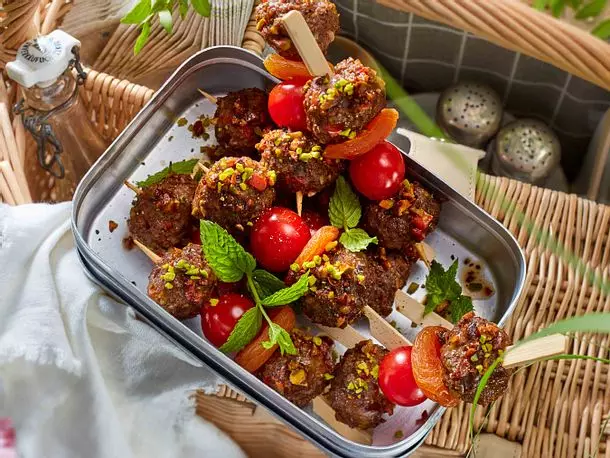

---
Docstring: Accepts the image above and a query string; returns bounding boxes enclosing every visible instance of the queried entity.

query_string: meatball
[290,246,368,328]
[304,58,386,144]
[257,129,343,195]
[128,173,197,255]
[258,330,335,407]
[363,180,441,258]
[192,157,276,232]
[439,312,513,406]
[365,249,412,317]
[148,243,217,319]
[255,0,339,60]
[214,88,272,157]
[329,340,394,430]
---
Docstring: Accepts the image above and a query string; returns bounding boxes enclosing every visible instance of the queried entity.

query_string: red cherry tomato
[301,209,329,234]
[349,141,405,201]
[378,346,427,406]
[251,207,311,272]
[202,293,254,348]
[268,82,308,131]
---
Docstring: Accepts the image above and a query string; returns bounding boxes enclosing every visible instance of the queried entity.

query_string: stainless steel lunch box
[72,46,526,457]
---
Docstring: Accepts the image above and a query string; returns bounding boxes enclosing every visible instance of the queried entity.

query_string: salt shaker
[6,30,108,202]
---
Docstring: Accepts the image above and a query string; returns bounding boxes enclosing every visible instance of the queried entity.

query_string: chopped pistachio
[348,130,357,140]
[347,381,355,390]
[162,263,169,269]
[201,269,209,278]
[176,117,188,127]
[339,128,351,137]
[327,291,335,299]
[217,182,223,192]
[303,260,316,269]
[309,286,318,292]
[274,147,282,156]
[479,335,487,344]
[296,147,303,155]
[235,162,244,172]
[164,282,174,290]
[344,83,354,96]
[325,241,337,251]
[313,336,322,346]
[274,136,283,146]
[470,354,479,362]
[218,167,235,181]
[246,221,253,227]
[394,430,404,439]
[161,271,176,282]
[190,276,201,280]
[313,255,322,265]
[267,170,277,185]
[175,259,187,269]
[475,364,484,374]
[289,369,307,386]
[308,276,317,286]
[323,373,334,381]
[407,282,419,294]
[356,274,365,283]
[322,254,329,262]
[239,182,247,191]
[290,263,300,272]
[371,364,379,379]
[209,298,219,307]
[311,145,322,152]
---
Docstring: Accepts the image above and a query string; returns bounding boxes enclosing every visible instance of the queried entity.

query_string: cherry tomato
[378,346,426,406]
[251,207,311,272]
[268,82,308,131]
[349,141,405,201]
[411,326,460,407]
[202,293,254,348]
[301,209,329,234]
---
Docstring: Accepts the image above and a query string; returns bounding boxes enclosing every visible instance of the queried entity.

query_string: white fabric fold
[0,202,245,458]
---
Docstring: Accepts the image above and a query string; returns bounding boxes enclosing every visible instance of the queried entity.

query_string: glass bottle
[6,30,108,202]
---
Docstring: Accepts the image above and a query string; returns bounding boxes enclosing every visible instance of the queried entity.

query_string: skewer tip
[124,180,143,196]
[197,89,218,105]
[296,191,304,216]
[133,239,162,264]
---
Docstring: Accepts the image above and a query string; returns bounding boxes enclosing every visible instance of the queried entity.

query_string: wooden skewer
[0,171,16,206]
[192,161,210,179]
[124,180,143,195]
[198,89,218,105]
[415,242,435,268]
[133,239,161,264]
[296,191,303,216]
[394,290,569,369]
[0,161,25,205]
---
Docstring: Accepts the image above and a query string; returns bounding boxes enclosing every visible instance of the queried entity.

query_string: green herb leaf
[136,159,199,188]
[158,9,173,34]
[200,220,256,282]
[179,0,189,18]
[339,228,378,252]
[449,294,474,323]
[261,273,310,307]
[191,0,212,16]
[262,322,297,355]
[575,0,607,19]
[122,0,152,24]
[329,176,361,229]
[252,269,286,299]
[592,18,610,39]
[424,260,462,314]
[134,21,152,55]
[219,307,262,353]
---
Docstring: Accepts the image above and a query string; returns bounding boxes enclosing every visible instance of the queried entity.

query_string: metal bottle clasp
[13,47,87,179]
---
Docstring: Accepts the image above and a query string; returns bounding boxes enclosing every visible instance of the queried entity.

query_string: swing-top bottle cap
[6,30,81,89]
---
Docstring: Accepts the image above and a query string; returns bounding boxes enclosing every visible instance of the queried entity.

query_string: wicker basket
[2,1,610,457]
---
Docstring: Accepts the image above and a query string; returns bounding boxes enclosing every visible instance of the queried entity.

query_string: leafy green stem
[246,272,273,327]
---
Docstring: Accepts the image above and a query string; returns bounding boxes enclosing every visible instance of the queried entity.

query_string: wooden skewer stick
[0,161,25,205]
[415,242,435,268]
[197,89,218,105]
[192,161,210,179]
[296,191,303,216]
[133,239,161,264]
[124,180,143,195]
[394,290,569,369]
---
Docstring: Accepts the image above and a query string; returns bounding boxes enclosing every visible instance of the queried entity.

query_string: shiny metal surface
[436,81,503,148]
[72,46,525,457]
[491,118,561,184]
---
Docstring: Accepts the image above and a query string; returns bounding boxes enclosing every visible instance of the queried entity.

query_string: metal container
[490,118,561,184]
[72,46,526,457]
[436,81,503,149]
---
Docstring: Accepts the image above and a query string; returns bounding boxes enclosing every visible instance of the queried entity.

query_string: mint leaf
[329,177,361,229]
[261,273,309,307]
[340,228,377,252]
[122,0,152,24]
[424,260,461,314]
[219,307,262,353]
[450,295,474,324]
[191,0,211,16]
[200,220,255,282]
[158,9,173,34]
[136,159,199,188]
[252,269,286,299]
[134,21,151,55]
[262,323,297,355]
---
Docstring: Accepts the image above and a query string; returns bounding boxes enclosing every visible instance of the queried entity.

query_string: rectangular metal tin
[72,46,525,457]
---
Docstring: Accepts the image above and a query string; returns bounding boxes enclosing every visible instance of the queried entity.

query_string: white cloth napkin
[0,202,246,458]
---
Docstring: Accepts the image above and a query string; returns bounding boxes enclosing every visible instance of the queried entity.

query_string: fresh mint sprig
[424,260,473,323]
[121,0,211,55]
[328,177,377,252]
[136,159,199,188]
[199,221,305,355]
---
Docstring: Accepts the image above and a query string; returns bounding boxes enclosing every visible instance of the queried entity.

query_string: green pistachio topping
[290,263,300,272]
[313,336,322,346]
[164,282,174,290]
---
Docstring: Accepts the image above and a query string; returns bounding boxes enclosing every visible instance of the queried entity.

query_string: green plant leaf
[550,0,567,16]
[122,0,152,24]
[134,21,151,55]
[575,0,607,19]
[514,313,610,346]
[262,322,297,355]
[329,176,361,229]
[261,272,310,307]
[136,159,199,188]
[191,0,211,16]
[179,0,189,18]
[592,18,610,39]
[339,228,377,252]
[533,0,550,9]
[158,9,173,34]
[449,295,474,323]
[200,220,256,283]
[252,269,286,299]
[424,260,461,313]
[219,307,262,353]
